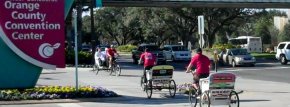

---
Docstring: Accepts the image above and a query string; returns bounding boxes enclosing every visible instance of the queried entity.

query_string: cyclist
[106,45,119,68]
[186,48,211,94]
[139,48,157,82]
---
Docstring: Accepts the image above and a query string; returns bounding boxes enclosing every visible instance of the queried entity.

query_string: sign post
[198,15,204,48]
[73,10,79,91]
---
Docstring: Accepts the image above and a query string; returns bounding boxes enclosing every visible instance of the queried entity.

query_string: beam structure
[80,0,290,8]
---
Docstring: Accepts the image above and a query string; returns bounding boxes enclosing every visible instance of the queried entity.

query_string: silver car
[219,48,256,67]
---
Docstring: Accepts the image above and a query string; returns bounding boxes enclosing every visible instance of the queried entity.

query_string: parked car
[275,41,290,65]
[219,48,256,67]
[132,44,166,64]
[96,45,109,52]
[81,45,92,52]
[163,45,191,61]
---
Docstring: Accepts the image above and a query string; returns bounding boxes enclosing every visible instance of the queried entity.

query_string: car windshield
[146,45,160,51]
[231,49,248,55]
[172,46,188,51]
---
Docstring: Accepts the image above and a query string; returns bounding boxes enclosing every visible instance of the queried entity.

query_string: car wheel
[163,60,167,65]
[280,55,288,65]
[171,56,175,61]
[232,60,236,67]
[250,64,255,67]
[133,58,138,64]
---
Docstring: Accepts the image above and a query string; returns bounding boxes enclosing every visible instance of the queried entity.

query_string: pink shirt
[189,53,211,75]
[140,52,156,67]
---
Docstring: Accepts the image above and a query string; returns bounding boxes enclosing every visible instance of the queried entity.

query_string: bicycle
[109,58,121,76]
[187,73,202,107]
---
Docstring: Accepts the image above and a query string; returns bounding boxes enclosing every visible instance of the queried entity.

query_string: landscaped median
[251,53,276,60]
[0,86,118,101]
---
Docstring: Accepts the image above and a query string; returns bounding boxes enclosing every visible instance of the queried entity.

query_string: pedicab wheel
[115,64,121,77]
[200,91,210,107]
[229,91,240,107]
[92,64,96,71]
[140,76,145,91]
[189,87,198,107]
[169,80,176,98]
[146,80,153,99]
[95,65,100,75]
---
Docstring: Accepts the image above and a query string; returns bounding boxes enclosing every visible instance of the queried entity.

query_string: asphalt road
[2,55,290,107]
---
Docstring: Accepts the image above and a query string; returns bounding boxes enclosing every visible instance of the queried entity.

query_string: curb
[0,96,125,105]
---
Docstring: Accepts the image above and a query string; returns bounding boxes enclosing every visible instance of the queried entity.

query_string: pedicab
[140,65,176,99]
[189,72,240,107]
[93,56,121,76]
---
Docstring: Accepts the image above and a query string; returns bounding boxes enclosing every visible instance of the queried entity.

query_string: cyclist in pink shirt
[139,48,157,82]
[186,48,211,92]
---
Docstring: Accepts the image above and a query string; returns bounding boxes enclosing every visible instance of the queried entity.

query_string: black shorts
[193,73,209,84]
[143,66,154,76]
[144,66,154,70]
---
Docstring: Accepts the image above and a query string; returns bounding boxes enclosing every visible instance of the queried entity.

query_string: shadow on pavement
[240,99,270,103]
[97,94,190,105]
[39,77,58,80]
[41,72,67,74]
[120,74,141,78]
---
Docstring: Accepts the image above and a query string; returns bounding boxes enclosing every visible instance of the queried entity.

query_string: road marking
[57,103,83,107]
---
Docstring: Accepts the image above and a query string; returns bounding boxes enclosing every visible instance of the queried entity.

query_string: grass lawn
[251,53,276,59]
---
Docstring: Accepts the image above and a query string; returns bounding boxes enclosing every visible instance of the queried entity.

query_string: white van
[229,36,262,53]
[163,45,191,61]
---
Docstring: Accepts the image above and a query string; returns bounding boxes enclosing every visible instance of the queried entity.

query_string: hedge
[116,45,137,52]
[65,50,93,65]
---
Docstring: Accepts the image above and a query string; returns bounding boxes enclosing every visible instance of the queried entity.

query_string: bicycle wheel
[146,80,153,99]
[200,91,210,107]
[189,87,198,107]
[169,80,176,98]
[140,76,145,91]
[114,64,121,76]
[109,65,114,75]
[229,91,240,107]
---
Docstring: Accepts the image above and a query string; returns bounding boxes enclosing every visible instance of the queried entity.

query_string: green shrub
[65,50,93,65]
[212,43,237,51]
[117,44,137,52]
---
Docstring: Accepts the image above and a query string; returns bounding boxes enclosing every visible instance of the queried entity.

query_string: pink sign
[0,0,65,69]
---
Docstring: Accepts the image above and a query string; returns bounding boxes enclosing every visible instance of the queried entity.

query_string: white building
[274,16,288,31]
